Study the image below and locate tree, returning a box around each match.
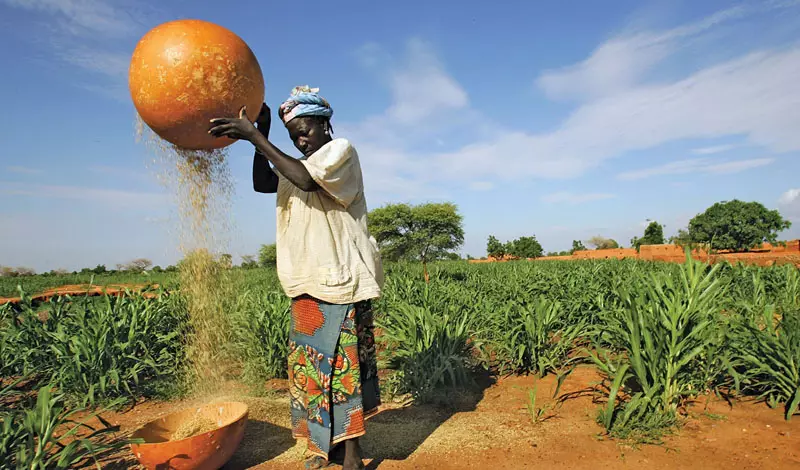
[259,244,278,267]
[506,236,544,259]
[486,236,505,258]
[240,255,258,269]
[1,266,36,277]
[570,240,587,254]
[588,236,619,250]
[688,200,791,252]
[122,258,152,272]
[632,221,665,251]
[368,202,464,281]
[219,253,233,269]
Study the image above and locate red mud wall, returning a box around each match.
[475,241,800,268]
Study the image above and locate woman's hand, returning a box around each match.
[209,106,259,142]
[256,103,271,139]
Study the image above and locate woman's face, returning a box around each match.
[285,117,330,157]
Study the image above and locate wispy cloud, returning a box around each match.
[6,166,42,175]
[780,188,799,205]
[468,181,494,191]
[60,47,130,77]
[0,182,166,208]
[2,0,138,36]
[341,38,485,203]
[535,5,750,101]
[617,157,774,180]
[386,39,468,124]
[2,0,154,97]
[779,188,800,220]
[541,192,616,204]
[342,4,800,201]
[88,165,154,183]
[691,144,738,155]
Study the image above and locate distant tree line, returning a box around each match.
[5,199,792,276]
[486,235,544,259]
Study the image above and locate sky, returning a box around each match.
[1,0,799,272]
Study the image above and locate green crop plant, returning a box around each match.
[733,306,800,420]
[231,290,291,384]
[525,386,551,424]
[485,296,587,376]
[590,256,733,443]
[0,382,140,469]
[377,301,480,402]
[0,287,188,406]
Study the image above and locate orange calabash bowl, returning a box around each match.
[129,19,265,150]
[129,401,248,470]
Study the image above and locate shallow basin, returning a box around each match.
[130,401,248,470]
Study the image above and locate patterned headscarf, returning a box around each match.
[278,85,333,125]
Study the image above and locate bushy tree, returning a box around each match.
[369,202,464,282]
[632,221,665,251]
[588,236,619,250]
[219,253,233,269]
[240,255,258,269]
[487,236,505,258]
[506,236,544,259]
[369,202,464,261]
[688,200,791,252]
[571,240,587,254]
[0,266,36,277]
[122,258,153,273]
[259,244,277,267]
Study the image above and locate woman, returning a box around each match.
[209,86,384,470]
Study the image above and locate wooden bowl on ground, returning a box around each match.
[130,401,248,470]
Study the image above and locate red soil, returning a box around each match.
[93,367,799,469]
[0,284,160,305]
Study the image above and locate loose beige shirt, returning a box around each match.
[274,138,384,304]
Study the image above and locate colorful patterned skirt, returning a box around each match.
[288,295,381,459]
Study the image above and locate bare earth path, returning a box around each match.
[103,367,799,469]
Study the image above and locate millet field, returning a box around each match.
[1,256,799,468]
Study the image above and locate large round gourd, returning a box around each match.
[129,19,264,150]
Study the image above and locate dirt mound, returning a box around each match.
[0,284,161,305]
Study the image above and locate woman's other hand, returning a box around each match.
[256,103,271,139]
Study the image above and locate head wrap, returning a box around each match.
[278,85,333,125]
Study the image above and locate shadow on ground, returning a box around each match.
[361,371,495,469]
[222,420,294,469]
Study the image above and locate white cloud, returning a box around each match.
[60,47,129,77]
[0,182,167,209]
[385,38,468,124]
[345,6,800,202]
[541,192,616,204]
[469,181,494,191]
[3,0,137,36]
[780,188,800,205]
[691,144,737,155]
[617,157,774,180]
[6,166,41,175]
[779,188,800,220]
[433,46,800,182]
[535,6,749,100]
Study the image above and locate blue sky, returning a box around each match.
[1,0,799,271]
